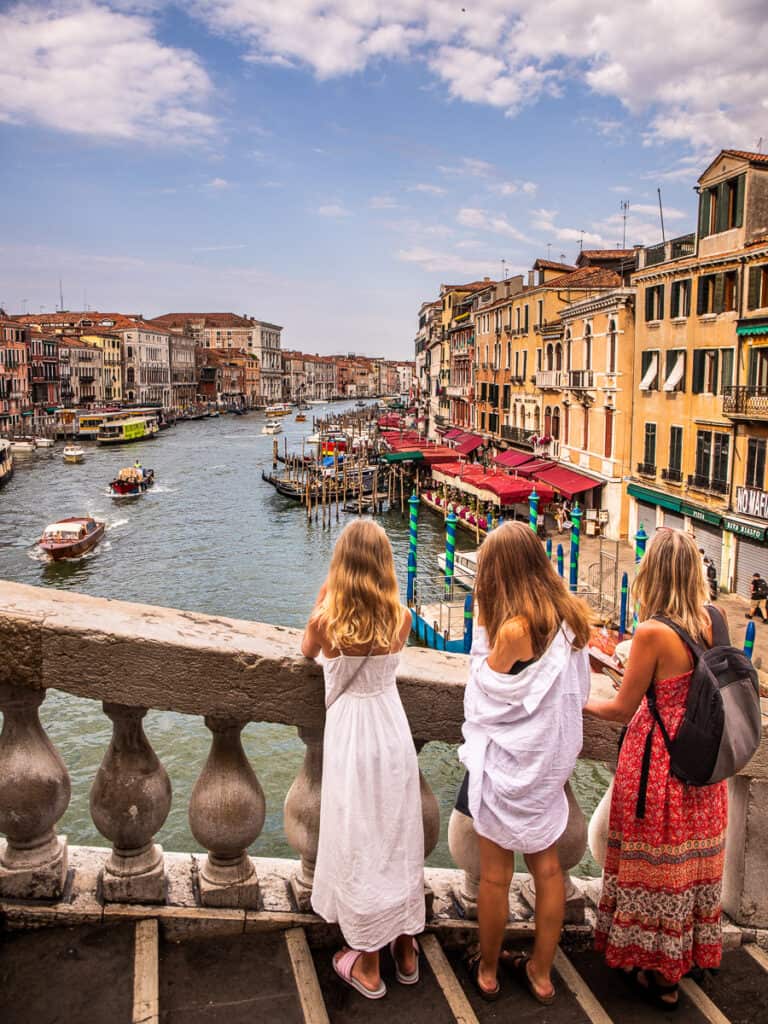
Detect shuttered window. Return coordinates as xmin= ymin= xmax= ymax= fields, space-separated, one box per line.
xmin=701 ymin=174 xmax=745 ymax=237
xmin=645 ymin=284 xmax=665 ymax=321
xmin=697 ymin=275 xmax=716 ymax=315
xmin=746 ymin=438 xmax=766 ymax=489
xmin=712 ymin=433 xmax=730 ymax=487
xmin=692 ymin=349 xmax=720 ymax=394
xmin=604 ymin=408 xmax=613 ymax=458
xmin=523 ymin=305 xmax=529 ymax=333
xmin=720 ymin=348 xmax=734 ymax=391
xmin=643 ymin=423 xmax=657 ymax=467
xmin=669 ymin=426 xmax=683 ymax=472
xmin=695 ymin=431 xmax=712 ymax=479
xmin=748 ymin=265 xmax=768 ymax=310
xmin=670 ymin=279 xmax=691 ymax=318
xmin=698 ymin=189 xmax=711 ymax=238
xmin=664 ymin=349 xmax=686 ymax=391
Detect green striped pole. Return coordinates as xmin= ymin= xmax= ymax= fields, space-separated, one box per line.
xmin=569 ymin=503 xmax=582 ymax=593
xmin=408 ymin=492 xmax=419 ymax=565
xmin=444 ymin=509 xmax=457 ymax=599
xmin=632 ymin=523 xmax=648 ymax=632
xmin=528 ymin=488 xmax=539 ymax=533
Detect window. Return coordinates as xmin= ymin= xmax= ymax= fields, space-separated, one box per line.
xmin=506 ymin=341 xmax=511 ymax=367
xmin=515 ymin=308 xmax=521 ymax=332
xmin=644 ymin=423 xmax=657 ymax=467
xmin=607 ymin=320 xmax=617 ymax=373
xmin=663 ymin=349 xmax=686 ymax=392
xmin=747 ymin=265 xmax=768 ymax=310
xmin=522 ymin=351 xmax=527 ymax=379
xmin=640 ymin=349 xmax=660 ymax=390
xmin=723 ymin=270 xmax=738 ymax=312
xmin=720 ymin=348 xmax=734 ymax=391
xmin=536 ymin=348 xmax=542 ymax=371
xmin=584 ymin=324 xmax=592 ymax=369
xmin=670 ymin=279 xmax=692 ymax=318
xmin=604 ymin=408 xmax=613 ymax=458
xmin=692 ymin=349 xmax=719 ymax=394
xmin=697 ymin=271 xmax=738 ymax=315
xmin=563 ymin=404 xmax=569 ymax=445
xmin=669 ymin=426 xmax=683 ymax=473
xmin=523 ymin=305 xmax=529 ymax=333
xmin=583 ymin=408 xmax=589 ymax=450
xmin=699 ymin=174 xmax=745 ymax=237
xmin=552 ymin=406 xmax=560 ymax=440
xmin=537 ymin=300 xmax=544 ymax=327
xmin=712 ymin=433 xmax=730 ymax=487
xmin=695 ymin=430 xmax=712 ymax=480
xmin=746 ymin=438 xmax=766 ymax=489
xmin=697 ymin=275 xmax=716 ymax=314
xmin=645 ymin=284 xmax=665 ymax=321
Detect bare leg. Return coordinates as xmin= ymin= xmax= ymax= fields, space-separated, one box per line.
xmin=520 ymin=845 xmax=563 ymax=999
xmin=477 ymin=836 xmax=515 ymax=994
xmin=393 ymin=934 xmax=418 ymax=976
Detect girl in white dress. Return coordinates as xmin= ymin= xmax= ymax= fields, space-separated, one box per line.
xmin=458 ymin=522 xmax=591 ymax=1004
xmin=301 ymin=520 xmax=425 ymax=1000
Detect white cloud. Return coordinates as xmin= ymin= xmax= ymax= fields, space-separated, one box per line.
xmin=317 ymin=202 xmax=351 ymax=217
xmin=457 ymin=207 xmax=530 ymax=243
xmin=397 ymin=246 xmax=495 ymax=276
xmin=408 ymin=183 xmax=447 ymax=195
xmin=0 ymin=1 xmax=214 ymax=142
xmin=206 ymin=177 xmax=230 ymax=189
xmin=487 ymin=179 xmax=538 ymax=197
xmin=190 ymin=1 xmax=768 ymax=156
xmin=369 ymin=195 xmax=400 ymax=209
xmin=440 ymin=157 xmax=495 ymax=178
xmin=630 ymin=202 xmax=686 ymax=221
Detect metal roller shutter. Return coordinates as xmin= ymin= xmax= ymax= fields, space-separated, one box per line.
xmin=692 ymin=522 xmax=722 ymax=574
xmin=636 ymin=500 xmax=657 ymax=532
xmin=735 ymin=537 xmax=768 ymax=599
xmin=663 ymin=510 xmax=685 ymax=531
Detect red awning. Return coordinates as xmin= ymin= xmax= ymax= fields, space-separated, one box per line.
xmin=422 ymin=447 xmax=463 ymax=465
xmin=494 ymin=449 xmax=534 ymax=469
xmin=443 ymin=428 xmax=463 ymax=440
xmin=515 ymin=458 xmax=557 ymax=478
xmin=534 ymin=465 xmax=600 ymax=499
xmin=454 ymin=433 xmax=484 ymax=456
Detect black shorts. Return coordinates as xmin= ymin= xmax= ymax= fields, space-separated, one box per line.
xmin=455 ymin=770 xmax=472 ymax=818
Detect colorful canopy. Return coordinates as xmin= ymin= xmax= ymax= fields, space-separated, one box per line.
xmin=494 ymin=449 xmax=535 ymax=468
xmin=454 ymin=432 xmax=484 ymax=456
xmin=515 ymin=458 xmax=557 ymax=478
xmin=534 ymin=464 xmax=599 ymax=499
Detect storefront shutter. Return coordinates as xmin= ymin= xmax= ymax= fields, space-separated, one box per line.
xmin=663 ymin=509 xmax=685 ymax=530
xmin=736 ymin=537 xmax=768 ymax=598
xmin=694 ymin=521 xmax=722 ymax=575
xmin=748 ymin=266 xmax=762 ymax=310
xmin=698 ymin=190 xmax=711 ymax=238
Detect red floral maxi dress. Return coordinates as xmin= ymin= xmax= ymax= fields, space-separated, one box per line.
xmin=594 ymin=669 xmax=728 ymax=983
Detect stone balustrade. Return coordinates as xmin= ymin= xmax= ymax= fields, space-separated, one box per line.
xmin=1 ymin=581 xmax=767 ymax=928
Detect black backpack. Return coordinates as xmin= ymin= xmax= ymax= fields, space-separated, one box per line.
xmin=635 ymin=606 xmax=762 ymax=819
xmin=754 ymin=577 xmax=768 ymax=600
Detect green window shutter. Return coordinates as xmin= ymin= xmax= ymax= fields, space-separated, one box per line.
xmin=713 ymin=273 xmax=725 ymax=314
xmin=712 ymin=350 xmax=720 ymax=393
xmin=734 ymin=173 xmax=746 ymax=228
xmin=721 ymin=348 xmax=734 ymax=390
xmin=698 ymin=190 xmax=711 ymax=238
xmin=715 ymin=181 xmax=729 ymax=233
xmin=748 ymin=266 xmax=762 ymax=309
xmin=692 ymin=350 xmax=705 ymax=393
xmin=671 ymin=282 xmax=680 ymax=318
xmin=658 ymin=284 xmax=665 ymax=319
xmin=645 ymin=288 xmax=654 ymax=321
xmin=696 ymin=277 xmax=707 ymax=315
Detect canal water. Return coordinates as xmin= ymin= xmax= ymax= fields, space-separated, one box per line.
xmin=0 ymin=403 xmax=608 ymax=873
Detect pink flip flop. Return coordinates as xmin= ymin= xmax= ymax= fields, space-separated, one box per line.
xmin=332 ymin=948 xmax=387 ymax=1000
xmin=389 ymin=938 xmax=420 ymax=985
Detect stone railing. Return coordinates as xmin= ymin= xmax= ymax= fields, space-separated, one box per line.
xmin=1 ymin=582 xmax=767 ymax=928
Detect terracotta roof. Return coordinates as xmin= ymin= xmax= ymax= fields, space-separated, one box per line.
xmin=440 ymin=280 xmax=496 ymax=292
xmin=149 ymin=313 xmax=254 ymax=329
xmin=578 ymin=249 xmax=634 ymax=261
xmin=533 ymin=259 xmax=576 ymax=272
xmin=542 ymin=265 xmax=623 ymax=289
xmin=721 ymin=149 xmax=768 ymax=166
xmin=58 ymin=338 xmax=102 ymax=351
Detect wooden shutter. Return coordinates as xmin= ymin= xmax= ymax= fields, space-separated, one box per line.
xmin=734 ymin=173 xmax=746 ymax=228
xmin=692 ymin=350 xmax=705 ymax=393
xmin=670 ymin=281 xmax=679 ymax=318
xmin=645 ymin=288 xmax=654 ymax=321
xmin=657 ymin=284 xmax=665 ymax=319
xmin=698 ymin=190 xmax=711 ymax=238
xmin=715 ymin=181 xmax=729 ymax=233
xmin=713 ymin=273 xmax=725 ymax=313
xmin=604 ymin=408 xmax=613 ymax=458
xmin=748 ymin=266 xmax=762 ymax=309
xmin=696 ymin=277 xmax=707 ymax=315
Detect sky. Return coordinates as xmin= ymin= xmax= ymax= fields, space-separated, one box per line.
xmin=2 ymin=2 xmax=767 ymax=358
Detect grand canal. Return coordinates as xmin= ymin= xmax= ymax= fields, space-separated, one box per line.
xmin=0 ymin=403 xmax=608 ymax=873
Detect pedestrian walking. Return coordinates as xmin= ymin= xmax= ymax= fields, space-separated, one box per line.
xmin=746 ymin=572 xmax=768 ymax=621
xmin=456 ymin=521 xmax=591 ymax=1004
xmin=301 ymin=520 xmax=424 ymax=1000
xmin=586 ymin=529 xmax=728 ymax=1010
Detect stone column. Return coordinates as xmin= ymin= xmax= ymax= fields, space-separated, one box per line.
xmin=89 ymin=703 xmax=172 ymax=903
xmin=0 ymin=683 xmax=71 ymax=899
xmin=447 ymin=808 xmax=480 ymax=918
xmin=587 ymin=777 xmax=614 ymax=870
xmin=284 ymin=726 xmax=323 ymax=912
xmin=723 ymin=776 xmax=768 ymax=928
xmin=188 ymin=715 xmax=265 ymax=909
xmin=415 ymin=741 xmax=441 ymax=918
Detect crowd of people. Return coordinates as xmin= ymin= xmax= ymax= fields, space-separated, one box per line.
xmin=301 ymin=518 xmax=748 ymax=1011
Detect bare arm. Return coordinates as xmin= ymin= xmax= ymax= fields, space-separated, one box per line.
xmin=301 ymin=581 xmax=328 ymax=659
xmin=584 ymin=621 xmax=659 ymax=724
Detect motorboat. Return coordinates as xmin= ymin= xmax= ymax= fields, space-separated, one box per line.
xmin=355 ymin=400 xmax=366 ymax=408
xmin=295 ymin=413 xmax=307 ymax=422
xmin=63 ymin=445 xmax=85 ymax=464
xmin=262 ymin=419 xmax=283 ymax=435
xmin=307 ymin=399 xmax=327 ymax=406
xmin=0 ymin=439 xmax=13 ymax=487
xmin=34 ymin=437 xmax=55 ymax=448
xmin=109 ymin=465 xmax=155 ymax=497
xmin=10 ymin=437 xmax=37 ymax=453
xmin=265 ymin=403 xmax=292 ymax=417
xmin=39 ymin=517 xmax=105 ymax=560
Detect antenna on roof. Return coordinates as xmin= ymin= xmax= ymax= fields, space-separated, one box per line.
xmin=58 ymin=278 xmax=64 ymax=312
xmin=657 ymin=187 xmax=666 ymax=244
xmin=546 ymin=243 xmax=552 ymax=260
xmin=578 ymin=230 xmax=585 ymax=252
xmin=757 ymin=137 xmax=764 ymax=153
xmin=620 ymin=200 xmax=630 ymax=248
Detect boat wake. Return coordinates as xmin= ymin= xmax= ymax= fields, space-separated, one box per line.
xmin=106 ymin=518 xmax=129 ymax=531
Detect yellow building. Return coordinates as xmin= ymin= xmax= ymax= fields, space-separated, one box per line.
xmin=81 ymin=330 xmax=123 ymax=403
xmin=628 ymin=149 xmax=768 ymax=595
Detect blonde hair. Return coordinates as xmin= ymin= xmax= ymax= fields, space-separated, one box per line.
xmin=314 ymin=520 xmax=403 ymax=651
xmin=474 ymin=521 xmax=592 ymax=654
xmin=633 ymin=528 xmax=710 ymax=641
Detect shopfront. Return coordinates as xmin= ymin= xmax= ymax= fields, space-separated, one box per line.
xmin=725 ymin=485 xmax=768 ymax=597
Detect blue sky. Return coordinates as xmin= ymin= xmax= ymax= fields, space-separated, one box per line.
xmin=1 ymin=1 xmax=765 ymax=357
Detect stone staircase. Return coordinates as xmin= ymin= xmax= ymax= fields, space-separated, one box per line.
xmin=3 ymin=917 xmax=767 ymax=1024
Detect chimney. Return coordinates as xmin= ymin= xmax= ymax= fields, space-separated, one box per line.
xmin=528 ymin=270 xmax=535 ymax=287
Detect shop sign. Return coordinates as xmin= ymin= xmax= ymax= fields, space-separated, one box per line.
xmin=723 ymin=517 xmax=768 ymax=541
xmin=736 ymin=486 xmax=768 ymax=521
xmin=681 ymin=502 xmax=722 ymax=526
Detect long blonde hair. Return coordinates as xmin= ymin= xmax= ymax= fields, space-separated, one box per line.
xmin=313 ymin=520 xmax=402 ymax=651
xmin=634 ymin=528 xmax=710 ymax=641
xmin=474 ymin=521 xmax=592 ymax=654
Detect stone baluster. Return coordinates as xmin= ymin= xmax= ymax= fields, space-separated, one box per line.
xmin=415 ymin=741 xmax=441 ymax=917
xmin=189 ymin=715 xmax=265 ymax=909
xmin=723 ymin=776 xmax=768 ymax=929
xmin=89 ymin=703 xmax=172 ymax=903
xmin=0 ymin=683 xmax=71 ymax=899
xmin=587 ymin=776 xmax=614 ymax=871
xmin=447 ymin=807 xmax=480 ymax=918
xmin=284 ymin=726 xmax=323 ymax=912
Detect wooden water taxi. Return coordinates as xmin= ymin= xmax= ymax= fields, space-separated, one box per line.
xmin=109 ymin=465 xmax=155 ymax=497
xmin=0 ymin=439 xmax=13 ymax=486
xmin=39 ymin=517 xmax=105 ymax=560
xmin=63 ymin=445 xmax=85 ymax=464
xmin=295 ymin=413 xmax=307 ymax=422
xmin=34 ymin=437 xmax=55 ymax=448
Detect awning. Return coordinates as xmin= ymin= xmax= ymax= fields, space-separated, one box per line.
xmin=454 ymin=433 xmax=484 ymax=456
xmin=663 ymin=352 xmax=685 ymax=391
xmin=382 ymin=450 xmax=423 ymax=462
xmin=627 ymin=483 xmax=682 ymax=513
xmin=737 ymin=323 xmax=768 ymax=336
xmin=494 ymin=449 xmax=534 ymax=468
xmin=444 ymin=428 xmax=464 ymax=440
xmin=534 ymin=465 xmax=601 ymax=499
xmin=680 ymin=502 xmax=722 ymax=526
xmin=515 ymin=458 xmax=556 ymax=478
xmin=639 ymin=353 xmax=658 ymax=391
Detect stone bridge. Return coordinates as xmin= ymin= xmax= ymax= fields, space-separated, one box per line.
xmin=1 ymin=581 xmax=767 ymax=1024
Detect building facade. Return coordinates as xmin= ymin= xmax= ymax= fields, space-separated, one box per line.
xmin=58 ymin=339 xmax=104 ymax=407
xmin=0 ymin=319 xmax=30 ymax=430
xmin=119 ymin=321 xmax=171 ymax=407
xmin=250 ymin=321 xmax=283 ymax=403
xmin=27 ymin=332 xmax=60 ymax=419
xmin=80 ymin=331 xmax=123 ymax=404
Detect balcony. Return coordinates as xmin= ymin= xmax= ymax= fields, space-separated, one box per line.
xmin=636 ymin=461 xmax=657 ymax=477
xmin=568 ymin=370 xmax=595 ymax=390
xmin=661 ymin=467 xmax=683 ymax=483
xmin=501 ymin=425 xmax=536 ymax=449
xmin=722 ymin=385 xmax=768 ymax=419
xmin=445 ymin=384 xmax=469 ymax=399
xmin=535 ymin=370 xmax=566 ymax=390
xmin=688 ymin=473 xmax=729 ymax=495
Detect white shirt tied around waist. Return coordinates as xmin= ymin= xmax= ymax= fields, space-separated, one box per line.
xmin=458 ymin=623 xmax=591 ymax=854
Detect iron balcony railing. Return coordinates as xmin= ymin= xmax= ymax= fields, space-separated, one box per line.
xmin=671 ymin=233 xmax=696 ymax=259
xmin=645 ymin=243 xmax=665 ymax=266
xmin=636 ymin=461 xmax=657 ymax=477
xmin=687 ymin=473 xmax=729 ymax=494
xmin=722 ymin=385 xmax=768 ymax=418
xmin=501 ymin=425 xmax=536 ymax=448
xmin=568 ymin=370 xmax=595 ymax=390
xmin=661 ymin=467 xmax=683 ymax=483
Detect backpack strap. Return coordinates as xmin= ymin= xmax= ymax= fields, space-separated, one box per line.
xmin=705 ymin=604 xmax=730 ymax=646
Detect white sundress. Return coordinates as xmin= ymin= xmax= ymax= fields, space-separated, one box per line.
xmin=310 ymin=650 xmax=426 ymax=952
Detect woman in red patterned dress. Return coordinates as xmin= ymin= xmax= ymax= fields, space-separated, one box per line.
xmin=586 ymin=529 xmax=728 ymax=1011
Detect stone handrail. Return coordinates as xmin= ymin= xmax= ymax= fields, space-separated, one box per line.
xmin=1 ymin=581 xmax=767 ymax=928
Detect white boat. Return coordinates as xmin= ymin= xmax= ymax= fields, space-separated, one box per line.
xmin=437 ymin=549 xmax=478 ymax=589
xmin=307 ymin=399 xmax=327 ymax=406
xmin=35 ymin=437 xmax=55 ymax=448
xmin=262 ymin=419 xmax=283 ymax=435
xmin=0 ymin=439 xmax=13 ymax=487
xmin=63 ymin=445 xmax=85 ymax=464
xmin=10 ymin=437 xmax=36 ymax=453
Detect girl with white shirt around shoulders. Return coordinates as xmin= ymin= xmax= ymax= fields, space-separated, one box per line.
xmin=301 ymin=520 xmax=424 ymax=1001
xmin=457 ymin=521 xmax=592 ymax=1005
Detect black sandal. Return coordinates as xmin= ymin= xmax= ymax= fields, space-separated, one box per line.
xmin=504 ymin=952 xmax=556 ymax=1006
xmin=636 ymin=970 xmax=680 ymax=1012
xmin=465 ymin=952 xmax=500 ymax=1002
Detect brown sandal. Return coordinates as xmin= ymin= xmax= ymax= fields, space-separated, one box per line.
xmin=504 ymin=952 xmax=556 ymax=1006
xmin=465 ymin=952 xmax=501 ymax=1002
